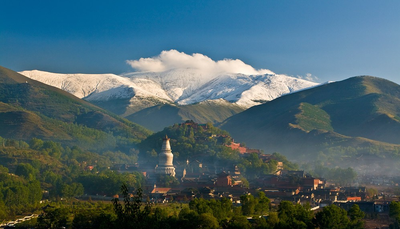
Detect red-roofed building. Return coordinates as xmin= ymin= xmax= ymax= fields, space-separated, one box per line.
xmin=246 ymin=149 xmax=261 ymax=154
xmin=226 ymin=140 xmax=263 ymax=155
xmin=347 ymin=196 xmax=362 ymax=202
xmin=226 ymin=141 xmax=247 ymax=154
xmin=151 ymin=187 xmax=171 ymax=194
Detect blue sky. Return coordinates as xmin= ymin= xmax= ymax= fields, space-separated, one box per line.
xmin=1 ymin=0 xmax=400 ymax=83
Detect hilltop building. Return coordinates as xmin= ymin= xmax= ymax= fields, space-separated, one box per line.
xmin=155 ymin=136 xmax=176 ymax=177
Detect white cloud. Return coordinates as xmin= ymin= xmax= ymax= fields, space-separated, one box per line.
xmin=297 ymin=73 xmax=319 ymax=82
xmin=126 ymin=49 xmax=274 ymax=76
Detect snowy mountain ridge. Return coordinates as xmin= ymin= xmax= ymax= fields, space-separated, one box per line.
xmin=20 ymin=69 xmax=319 ymax=109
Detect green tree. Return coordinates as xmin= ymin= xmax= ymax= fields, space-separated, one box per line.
xmin=189 ymin=197 xmax=233 ymax=222
xmin=266 ymin=211 xmax=279 ymax=228
xmin=179 ymin=207 xmax=201 ymax=228
xmin=0 ymin=201 xmax=7 ymax=221
xmin=37 ymin=206 xmax=70 ymax=229
xmin=348 ymin=204 xmax=365 ymax=228
xmin=251 ymin=216 xmax=268 ymax=229
xmin=28 ymin=180 xmax=43 ymax=205
xmin=255 ymin=191 xmax=270 ymax=215
xmin=198 ymin=213 xmax=219 ymax=229
xmin=29 ymin=138 xmax=44 ymax=150
xmin=214 ymin=197 xmax=233 ymax=221
xmin=189 ymin=198 xmax=213 ymax=215
xmin=61 ymin=183 xmax=84 ymax=198
xmin=390 ymin=201 xmax=400 ymax=224
xmin=277 ymin=201 xmax=310 ymax=229
xmin=314 ymin=204 xmax=349 ymax=229
xmin=227 ymin=215 xmax=251 ymax=229
xmin=15 ymin=163 xmax=38 ymax=181
xmin=241 ymin=194 xmax=257 ymax=216
xmin=112 ymin=183 xmax=151 ymax=229
xmin=0 ymin=165 xmax=9 ymax=173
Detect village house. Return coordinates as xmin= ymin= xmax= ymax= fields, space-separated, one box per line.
xmin=215 ymin=171 xmax=233 ymax=187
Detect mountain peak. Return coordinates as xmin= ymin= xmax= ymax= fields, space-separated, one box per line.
xmin=20 ymin=69 xmax=318 ymax=109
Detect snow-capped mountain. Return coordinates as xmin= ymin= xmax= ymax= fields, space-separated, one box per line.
xmin=20 ymin=69 xmax=319 ymax=110
xmin=176 ymin=73 xmax=318 ymax=107
xmin=19 ymin=70 xmax=172 ymax=103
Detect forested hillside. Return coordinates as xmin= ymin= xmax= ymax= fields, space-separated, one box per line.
xmin=0 ymin=66 xmax=151 ymax=152
xmin=0 ymin=136 xmax=144 ymax=220
xmin=139 ymin=121 xmax=297 ymax=178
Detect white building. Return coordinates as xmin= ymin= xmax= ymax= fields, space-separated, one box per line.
xmin=155 ymin=136 xmax=175 ymax=177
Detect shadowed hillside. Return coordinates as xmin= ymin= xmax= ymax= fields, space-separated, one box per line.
xmin=220 ymin=76 xmax=400 ymax=165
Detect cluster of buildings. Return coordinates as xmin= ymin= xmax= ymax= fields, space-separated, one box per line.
xmin=114 ymin=136 xmax=390 ymax=215
xmin=106 ymin=136 xmax=399 ymax=225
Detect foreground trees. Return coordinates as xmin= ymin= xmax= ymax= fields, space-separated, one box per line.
xmin=33 ymin=184 xmax=371 ymax=229
xmin=277 ymin=201 xmax=313 ymax=229
xmin=314 ymin=204 xmax=350 ymax=229
xmin=109 ymin=186 xmax=367 ymax=229
xmin=313 ymin=204 xmax=365 ymax=229
xmin=112 ymin=184 xmax=151 ymax=228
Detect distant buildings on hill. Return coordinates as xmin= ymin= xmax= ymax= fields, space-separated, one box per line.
xmin=226 ymin=140 xmax=261 ymax=154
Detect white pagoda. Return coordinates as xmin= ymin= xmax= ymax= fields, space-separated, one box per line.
xmin=155 ymin=136 xmax=175 ymax=177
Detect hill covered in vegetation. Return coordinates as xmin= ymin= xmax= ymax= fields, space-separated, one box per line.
xmin=0 ymin=66 xmax=151 ymax=152
xmin=139 ymin=121 xmax=297 ymax=178
xmin=0 ymin=135 xmax=144 ymax=220
xmin=220 ymin=76 xmax=400 ymax=172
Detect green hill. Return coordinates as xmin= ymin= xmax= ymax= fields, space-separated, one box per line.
xmin=0 ymin=66 xmax=151 ymax=151
xmin=219 ymin=76 xmax=400 ymax=163
xmin=138 ymin=121 xmax=233 ymax=164
xmin=138 ymin=120 xmax=298 ymax=178
xmin=126 ymin=100 xmax=245 ymax=131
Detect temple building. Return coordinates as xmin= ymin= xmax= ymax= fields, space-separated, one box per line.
xmin=155 ymin=136 xmax=176 ymax=177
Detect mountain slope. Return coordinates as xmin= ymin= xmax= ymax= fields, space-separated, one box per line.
xmin=20 ymin=69 xmax=318 ymax=130
xmin=219 ymin=76 xmax=400 ymax=159
xmin=0 ymin=66 xmax=151 ymax=151
xmin=21 ymin=69 xmax=318 ymax=108
xmin=127 ymin=99 xmax=245 ymax=131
